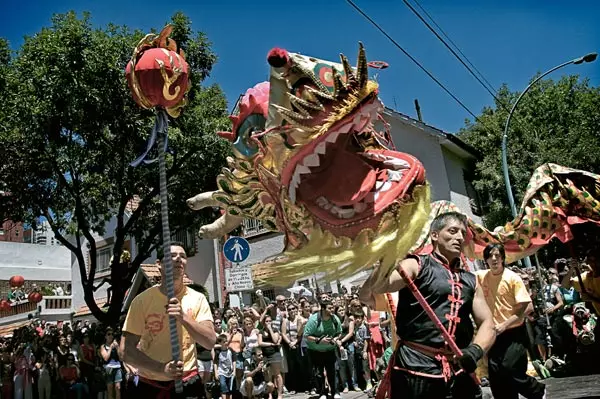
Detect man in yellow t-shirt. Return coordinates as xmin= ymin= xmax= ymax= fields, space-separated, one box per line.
xmin=476 ymin=244 xmax=545 ymax=399
xmin=121 ymin=243 xmax=216 ymax=398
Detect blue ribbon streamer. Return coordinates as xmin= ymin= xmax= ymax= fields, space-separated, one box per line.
xmin=130 ymin=110 xmax=171 ymax=167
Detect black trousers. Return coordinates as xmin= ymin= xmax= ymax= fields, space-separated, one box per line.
xmin=488 ymin=325 xmax=545 ymax=399
xmin=390 ymin=369 xmax=482 ymax=399
xmin=308 ymin=349 xmax=337 ymax=397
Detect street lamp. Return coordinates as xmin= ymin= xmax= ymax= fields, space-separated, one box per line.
xmin=502 ymin=52 xmax=597 ymax=216
xmin=501 ymin=52 xmax=597 ymax=268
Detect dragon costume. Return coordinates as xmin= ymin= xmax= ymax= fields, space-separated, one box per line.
xmin=188 ymin=44 xmax=430 ymax=286
xmin=412 ymin=163 xmax=600 ymax=264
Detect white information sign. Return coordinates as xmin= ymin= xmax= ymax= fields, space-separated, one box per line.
xmin=225 ymin=267 xmax=254 ymax=291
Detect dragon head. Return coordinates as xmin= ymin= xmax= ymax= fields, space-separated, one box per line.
xmin=198 ymin=44 xmax=431 ymax=285
xmin=259 ymin=44 xmax=427 ymax=243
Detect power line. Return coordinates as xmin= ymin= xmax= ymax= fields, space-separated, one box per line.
xmin=345 ymin=0 xmax=480 ymax=121
xmin=403 ymin=0 xmax=529 ymax=131
xmin=410 ymin=0 xmax=498 ymax=96
xmin=402 ymin=0 xmax=500 ymax=101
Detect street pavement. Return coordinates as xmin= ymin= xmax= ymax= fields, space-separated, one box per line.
xmin=284 ymin=374 xmax=600 ymax=398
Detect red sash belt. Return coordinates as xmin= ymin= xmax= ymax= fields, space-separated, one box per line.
xmin=139 ymin=369 xmax=199 ymax=399
xmin=376 ymin=339 xmax=463 ymax=399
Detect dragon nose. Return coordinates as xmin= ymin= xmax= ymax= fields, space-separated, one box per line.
xmin=267 ymin=47 xmax=290 ymax=68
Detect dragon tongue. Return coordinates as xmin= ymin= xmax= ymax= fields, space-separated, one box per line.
xmin=299 ymin=151 xmax=376 ymax=206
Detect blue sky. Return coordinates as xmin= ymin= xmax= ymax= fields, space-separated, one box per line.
xmin=2 ymin=0 xmax=599 ymax=133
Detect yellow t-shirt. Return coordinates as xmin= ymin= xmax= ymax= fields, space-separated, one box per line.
xmin=476 ymin=268 xmax=531 ymax=329
xmin=570 ymin=271 xmax=600 ymax=314
xmin=123 ymin=285 xmax=213 ymax=381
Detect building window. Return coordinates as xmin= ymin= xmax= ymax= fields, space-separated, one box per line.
xmin=242 ymin=219 xmax=269 ymax=238
xmin=464 ymin=179 xmax=483 ymax=216
xmin=0 ymin=229 xmax=3 ymax=235
xmin=96 ymin=246 xmax=112 ymax=273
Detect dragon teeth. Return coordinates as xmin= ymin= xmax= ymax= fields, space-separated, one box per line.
xmin=353 ymin=202 xmax=367 ymax=213
xmin=379 ymin=181 xmax=392 ymax=192
xmin=326 ymin=132 xmax=340 ymax=143
xmin=289 ymin=185 xmax=297 ymax=205
xmin=303 ymin=153 xmax=320 ymax=168
xmin=383 ymin=157 xmax=410 ymax=170
xmin=388 ymin=170 xmax=404 ymax=182
xmin=315 ymin=142 xmax=326 ymax=155
xmin=296 ymin=164 xmax=311 ymax=175
xmin=338 ymin=123 xmax=352 ymax=134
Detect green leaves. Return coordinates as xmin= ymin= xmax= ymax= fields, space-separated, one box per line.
xmin=0 ymin=11 xmax=231 ymax=323
xmin=458 ymin=76 xmax=600 ymax=230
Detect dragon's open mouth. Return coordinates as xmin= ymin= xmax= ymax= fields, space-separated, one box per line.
xmin=282 ymin=97 xmax=425 ymax=234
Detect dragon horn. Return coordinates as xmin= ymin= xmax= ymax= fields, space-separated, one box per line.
xmin=356 ymin=42 xmax=368 ymax=89
xmin=340 ymin=54 xmax=356 ymax=84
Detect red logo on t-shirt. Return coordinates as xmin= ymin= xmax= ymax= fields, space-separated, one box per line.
xmin=145 ymin=313 xmax=165 ymax=335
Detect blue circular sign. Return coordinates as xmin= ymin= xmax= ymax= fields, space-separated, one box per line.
xmin=223 ymin=236 xmax=251 ymax=263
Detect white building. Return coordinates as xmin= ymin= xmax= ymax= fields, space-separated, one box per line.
xmin=0 ymin=241 xmax=73 ymax=331
xmin=23 ymin=220 xmax=62 ymax=246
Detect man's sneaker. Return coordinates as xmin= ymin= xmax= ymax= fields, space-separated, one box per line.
xmin=365 ymin=382 xmax=373 ymax=392
xmin=353 ymin=386 xmax=361 ymax=392
xmin=334 ymin=394 xmax=342 ymax=399
xmin=342 ymin=387 xmax=349 ymax=393
xmin=319 ymin=395 xmax=327 ymax=399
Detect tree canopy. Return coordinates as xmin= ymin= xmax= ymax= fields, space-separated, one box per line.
xmin=459 ymin=76 xmax=600 ymax=235
xmin=0 ymin=11 xmax=230 ymax=324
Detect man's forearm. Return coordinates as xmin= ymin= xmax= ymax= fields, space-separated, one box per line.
xmin=182 ymin=315 xmax=216 ymax=349
xmin=502 ymin=303 xmax=530 ymax=330
xmin=123 ymin=344 xmax=165 ymax=378
xmin=473 ymin=317 xmax=496 ymax=353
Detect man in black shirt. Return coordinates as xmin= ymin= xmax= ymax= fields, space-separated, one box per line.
xmin=241 ymin=347 xmax=274 ymax=398
xmin=361 ymin=212 xmax=496 ymax=399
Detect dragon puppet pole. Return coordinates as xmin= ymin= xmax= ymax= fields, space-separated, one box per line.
xmin=533 ymin=252 xmax=553 ymax=355
xmin=156 ymin=109 xmax=184 ymax=394
xmin=396 ymin=265 xmax=480 ymax=384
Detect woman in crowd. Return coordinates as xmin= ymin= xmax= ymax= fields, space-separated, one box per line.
xmin=78 ymin=331 xmax=96 ymax=396
xmin=337 ymin=305 xmax=358 ymax=393
xmin=226 ymin=317 xmax=245 ymax=390
xmin=281 ymin=302 xmax=301 ymax=394
xmin=242 ymin=316 xmax=260 ymax=362
xmin=58 ymin=354 xmax=87 ymax=399
xmin=99 ymin=328 xmax=121 ymax=399
xmin=258 ymin=314 xmax=283 ymax=398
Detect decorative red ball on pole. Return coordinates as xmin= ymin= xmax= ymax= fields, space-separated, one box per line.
xmin=28 ymin=291 xmax=42 ymax=304
xmin=125 ymin=25 xmax=189 ymax=118
xmin=9 ymin=275 xmax=24 ymax=288
xmin=0 ymin=299 xmax=11 ymax=312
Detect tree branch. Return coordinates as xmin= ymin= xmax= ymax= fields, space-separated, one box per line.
xmin=43 ymin=210 xmax=87 ymax=286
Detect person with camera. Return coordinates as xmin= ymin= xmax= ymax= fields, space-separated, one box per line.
xmin=304 ymin=297 xmax=342 ymax=399
xmin=241 ymin=347 xmax=275 ymax=399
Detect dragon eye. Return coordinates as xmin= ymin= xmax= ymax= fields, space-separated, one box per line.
xmin=233 ymin=114 xmax=266 ymax=158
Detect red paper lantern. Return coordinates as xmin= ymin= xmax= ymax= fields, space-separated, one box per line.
xmin=0 ymin=299 xmax=10 ymax=312
xmin=28 ymin=292 xmax=42 ymax=304
xmin=125 ymin=25 xmax=189 ymax=118
xmin=9 ymin=275 xmax=24 ymax=288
